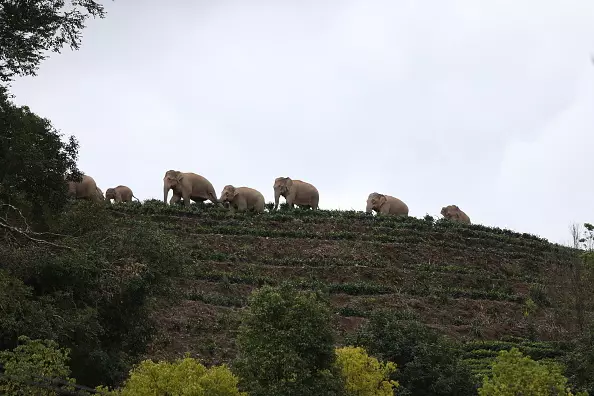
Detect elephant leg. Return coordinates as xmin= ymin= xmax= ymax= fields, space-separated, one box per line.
xmin=236 ymin=198 xmax=248 ymax=212
xmin=115 ymin=192 xmax=122 ymax=203
xmin=182 ymin=190 xmax=191 ymax=207
xmin=170 ymin=194 xmax=181 ymax=205
xmin=286 ymin=194 xmax=295 ymax=209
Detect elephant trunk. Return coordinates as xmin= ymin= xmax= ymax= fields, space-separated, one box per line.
xmin=163 ymin=185 xmax=170 ymax=203
xmin=274 ymin=190 xmax=280 ymax=210
xmin=365 ymin=201 xmax=373 ymax=213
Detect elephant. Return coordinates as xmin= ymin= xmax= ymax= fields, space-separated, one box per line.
xmin=105 ymin=185 xmax=139 ymax=203
xmin=441 ymin=205 xmax=471 ymax=224
xmin=365 ymin=192 xmax=409 ymax=216
xmin=95 ymin=187 xmax=105 ymax=201
xmin=219 ymin=185 xmax=265 ymax=213
xmin=273 ymin=177 xmax=319 ymax=210
xmin=66 ymin=174 xmax=103 ymax=203
xmin=163 ymin=170 xmax=220 ymax=207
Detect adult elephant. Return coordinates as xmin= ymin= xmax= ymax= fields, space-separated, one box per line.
xmin=163 ymin=170 xmax=220 ymax=207
xmin=273 ymin=176 xmax=319 ymax=210
xmin=66 ymin=174 xmax=103 ymax=203
xmin=365 ymin=192 xmax=408 ymax=216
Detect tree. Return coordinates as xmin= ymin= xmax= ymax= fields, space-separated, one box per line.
xmin=0 ymin=87 xmax=81 ymax=235
xmin=478 ymin=347 xmax=585 ymax=396
xmin=0 ymin=201 xmax=191 ymax=387
xmin=233 ymin=283 xmax=345 ymax=396
xmin=334 ymin=346 xmax=399 ymax=396
xmin=0 ymin=0 xmax=108 ymax=84
xmin=348 ymin=310 xmax=476 ymax=396
xmin=103 ymin=356 xmax=246 ymax=396
xmin=0 ymin=336 xmax=76 ymax=395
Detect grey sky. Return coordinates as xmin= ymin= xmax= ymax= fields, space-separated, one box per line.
xmin=9 ymin=0 xmax=594 ymax=246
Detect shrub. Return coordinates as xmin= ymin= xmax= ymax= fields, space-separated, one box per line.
xmin=0 ymin=201 xmax=190 ymax=387
xmin=334 ymin=346 xmax=398 ymax=396
xmin=102 ymin=356 xmax=245 ymax=395
xmin=0 ymin=336 xmax=76 ymax=395
xmin=348 ymin=310 xmax=476 ymax=396
xmin=478 ymin=347 xmax=585 ymax=395
xmin=234 ymin=283 xmax=344 ymax=396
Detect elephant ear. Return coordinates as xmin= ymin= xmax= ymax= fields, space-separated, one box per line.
xmin=285 ymin=178 xmax=293 ymax=189
xmin=176 ymin=172 xmax=184 ymax=181
xmin=441 ymin=207 xmax=447 ymax=215
xmin=378 ymin=194 xmax=387 ymax=206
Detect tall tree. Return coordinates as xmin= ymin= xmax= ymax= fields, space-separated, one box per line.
xmin=0 ymin=86 xmax=81 ymax=233
xmin=0 ymin=0 xmax=108 ymax=84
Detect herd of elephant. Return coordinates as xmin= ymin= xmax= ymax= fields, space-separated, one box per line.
xmin=65 ymin=169 xmax=472 ymax=224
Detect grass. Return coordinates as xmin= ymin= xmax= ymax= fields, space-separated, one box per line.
xmin=106 ymin=199 xmax=584 ymax=366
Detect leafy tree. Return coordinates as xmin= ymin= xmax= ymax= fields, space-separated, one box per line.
xmin=478 ymin=347 xmax=586 ymax=396
xmin=563 ymin=323 xmax=594 ymax=394
xmin=334 ymin=346 xmax=398 ymax=396
xmin=349 ymin=310 xmax=476 ymax=396
xmin=0 ymin=336 xmax=76 ymax=395
xmin=0 ymin=87 xmax=81 ymax=233
xmin=0 ymin=201 xmax=191 ymax=387
xmin=234 ymin=283 xmax=345 ymax=396
xmin=102 ymin=356 xmax=246 ymax=395
xmin=0 ymin=0 xmax=108 ymax=84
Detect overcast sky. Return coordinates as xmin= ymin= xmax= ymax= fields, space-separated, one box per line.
xmin=9 ymin=0 xmax=594 ymax=246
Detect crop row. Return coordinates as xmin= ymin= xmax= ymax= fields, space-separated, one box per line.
xmin=186 ymin=268 xmax=525 ymax=303
xmin=107 ymin=200 xmax=570 ymax=247
xmin=157 ymin=220 xmax=570 ymax=258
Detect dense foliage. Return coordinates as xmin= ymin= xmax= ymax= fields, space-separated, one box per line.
xmin=478 ymin=347 xmax=585 ymax=395
xmin=234 ymin=283 xmax=345 ymax=396
xmin=334 ymin=346 xmax=398 ymax=396
xmin=104 ymin=356 xmax=245 ymax=395
xmin=349 ymin=310 xmax=477 ymax=396
xmin=0 ymin=0 xmax=107 ymax=83
xmin=0 ymin=202 xmax=191 ymax=387
xmin=0 ymin=336 xmax=76 ymax=395
xmin=0 ymin=88 xmax=81 ymax=230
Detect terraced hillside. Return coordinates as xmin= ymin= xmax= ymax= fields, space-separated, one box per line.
xmin=108 ymin=201 xmax=582 ymax=374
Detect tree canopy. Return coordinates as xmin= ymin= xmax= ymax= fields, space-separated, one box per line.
xmin=0 ymin=0 xmax=108 ymax=84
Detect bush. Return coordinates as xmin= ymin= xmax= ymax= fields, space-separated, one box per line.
xmin=478 ymin=347 xmax=585 ymax=395
xmin=103 ymin=356 xmax=245 ymax=395
xmin=234 ymin=283 xmax=345 ymax=396
xmin=334 ymin=346 xmax=398 ymax=396
xmin=348 ymin=310 xmax=476 ymax=396
xmin=0 ymin=201 xmax=190 ymax=387
xmin=0 ymin=336 xmax=76 ymax=395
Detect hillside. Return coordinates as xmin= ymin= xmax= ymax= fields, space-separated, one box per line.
xmin=108 ymin=200 xmax=582 ymax=377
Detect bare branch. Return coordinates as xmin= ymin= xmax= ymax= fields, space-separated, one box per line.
xmin=0 ymin=203 xmax=72 ymax=250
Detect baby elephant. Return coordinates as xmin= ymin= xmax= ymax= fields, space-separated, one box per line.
xmin=441 ymin=205 xmax=471 ymax=224
xmin=366 ymin=192 xmax=409 ymax=216
xmin=219 ymin=185 xmax=265 ymax=213
xmin=105 ymin=185 xmax=139 ymax=203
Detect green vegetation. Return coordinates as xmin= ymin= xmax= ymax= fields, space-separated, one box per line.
xmin=234 ymin=283 xmax=344 ymax=396
xmin=2 ymin=6 xmax=594 ymax=392
xmin=0 ymin=0 xmax=107 ymax=84
xmin=104 ymin=356 xmax=245 ymax=396
xmin=334 ymin=346 xmax=398 ymax=396
xmin=477 ymin=347 xmax=585 ymax=395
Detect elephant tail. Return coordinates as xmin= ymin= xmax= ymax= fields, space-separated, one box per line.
xmin=132 ymin=195 xmax=141 ymax=202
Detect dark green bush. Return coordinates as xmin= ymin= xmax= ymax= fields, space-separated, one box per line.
xmin=347 ymin=309 xmax=477 ymax=396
